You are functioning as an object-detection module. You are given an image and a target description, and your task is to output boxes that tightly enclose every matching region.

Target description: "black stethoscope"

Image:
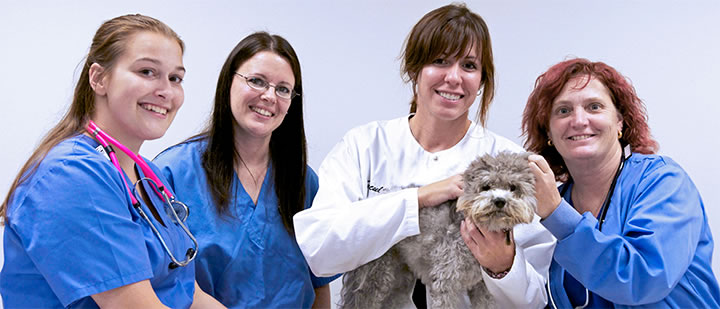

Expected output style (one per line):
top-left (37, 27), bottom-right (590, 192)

top-left (547, 148), bottom-right (631, 309)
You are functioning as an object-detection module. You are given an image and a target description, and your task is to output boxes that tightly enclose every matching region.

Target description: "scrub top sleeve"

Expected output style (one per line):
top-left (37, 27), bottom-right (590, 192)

top-left (309, 270), bottom-right (341, 288)
top-left (153, 149), bottom-right (178, 192)
top-left (484, 215), bottom-right (555, 308)
top-left (8, 156), bottom-right (153, 306)
top-left (293, 137), bottom-right (420, 277)
top-left (304, 167), bottom-right (320, 210)
top-left (541, 199), bottom-right (583, 240)
top-left (157, 163), bottom-right (176, 192)
top-left (553, 160), bottom-right (704, 305)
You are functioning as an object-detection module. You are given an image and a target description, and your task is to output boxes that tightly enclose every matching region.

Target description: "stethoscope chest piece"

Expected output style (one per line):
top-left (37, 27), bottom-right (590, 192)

top-left (86, 120), bottom-right (198, 270)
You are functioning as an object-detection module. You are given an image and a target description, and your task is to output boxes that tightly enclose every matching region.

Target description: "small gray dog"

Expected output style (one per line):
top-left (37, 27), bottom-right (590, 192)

top-left (340, 151), bottom-right (536, 309)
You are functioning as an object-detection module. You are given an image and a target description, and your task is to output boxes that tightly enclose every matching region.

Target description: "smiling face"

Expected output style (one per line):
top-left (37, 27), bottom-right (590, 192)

top-left (548, 76), bottom-right (623, 166)
top-left (90, 31), bottom-right (185, 150)
top-left (230, 51), bottom-right (294, 143)
top-left (414, 47), bottom-right (483, 123)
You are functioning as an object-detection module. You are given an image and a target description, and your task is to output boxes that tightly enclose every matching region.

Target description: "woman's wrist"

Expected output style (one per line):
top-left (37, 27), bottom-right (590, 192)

top-left (483, 256), bottom-right (514, 279)
top-left (539, 196), bottom-right (562, 219)
top-left (483, 266), bottom-right (511, 279)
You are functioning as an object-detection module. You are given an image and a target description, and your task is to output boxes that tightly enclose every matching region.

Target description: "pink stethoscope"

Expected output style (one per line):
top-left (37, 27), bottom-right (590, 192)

top-left (85, 120), bottom-right (198, 269)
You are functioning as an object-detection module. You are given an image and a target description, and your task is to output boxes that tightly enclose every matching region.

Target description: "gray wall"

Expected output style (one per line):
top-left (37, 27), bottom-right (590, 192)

top-left (1, 1), bottom-right (718, 306)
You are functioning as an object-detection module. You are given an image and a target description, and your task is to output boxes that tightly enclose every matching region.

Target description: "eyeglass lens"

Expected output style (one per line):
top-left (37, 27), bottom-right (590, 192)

top-left (237, 73), bottom-right (295, 99)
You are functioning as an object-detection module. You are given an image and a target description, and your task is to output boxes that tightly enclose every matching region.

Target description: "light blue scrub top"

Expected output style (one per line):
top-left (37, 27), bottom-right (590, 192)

top-left (154, 137), bottom-right (339, 308)
top-left (542, 153), bottom-right (720, 308)
top-left (0, 135), bottom-right (196, 308)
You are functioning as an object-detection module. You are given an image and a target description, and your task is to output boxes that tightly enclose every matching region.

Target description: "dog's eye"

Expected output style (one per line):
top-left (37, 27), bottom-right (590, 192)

top-left (510, 184), bottom-right (517, 192)
top-left (481, 185), bottom-right (490, 191)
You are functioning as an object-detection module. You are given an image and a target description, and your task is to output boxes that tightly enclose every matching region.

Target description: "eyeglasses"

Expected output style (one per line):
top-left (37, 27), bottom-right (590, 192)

top-left (235, 72), bottom-right (299, 100)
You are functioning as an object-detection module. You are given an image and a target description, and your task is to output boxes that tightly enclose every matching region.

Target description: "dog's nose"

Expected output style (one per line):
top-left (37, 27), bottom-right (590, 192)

top-left (493, 198), bottom-right (506, 208)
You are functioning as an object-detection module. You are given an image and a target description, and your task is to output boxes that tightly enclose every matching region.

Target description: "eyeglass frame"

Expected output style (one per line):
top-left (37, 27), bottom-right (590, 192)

top-left (234, 72), bottom-right (300, 100)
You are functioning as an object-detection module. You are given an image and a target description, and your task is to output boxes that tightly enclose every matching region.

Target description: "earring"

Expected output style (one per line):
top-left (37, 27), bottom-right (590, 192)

top-left (547, 139), bottom-right (553, 146)
top-left (618, 130), bottom-right (623, 139)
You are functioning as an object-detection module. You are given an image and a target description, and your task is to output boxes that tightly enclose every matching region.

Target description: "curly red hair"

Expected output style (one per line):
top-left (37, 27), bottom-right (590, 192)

top-left (521, 58), bottom-right (658, 181)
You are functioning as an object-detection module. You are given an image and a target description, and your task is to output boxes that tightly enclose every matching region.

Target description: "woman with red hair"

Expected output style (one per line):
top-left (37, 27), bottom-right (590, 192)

top-left (523, 58), bottom-right (719, 308)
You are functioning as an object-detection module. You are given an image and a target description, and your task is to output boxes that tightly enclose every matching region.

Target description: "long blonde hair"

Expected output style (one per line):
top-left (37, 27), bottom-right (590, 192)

top-left (0, 14), bottom-right (184, 222)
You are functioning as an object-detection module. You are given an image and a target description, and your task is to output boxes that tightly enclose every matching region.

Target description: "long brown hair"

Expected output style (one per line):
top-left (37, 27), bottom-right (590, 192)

top-left (0, 14), bottom-right (183, 222)
top-left (200, 32), bottom-right (306, 234)
top-left (401, 3), bottom-right (495, 126)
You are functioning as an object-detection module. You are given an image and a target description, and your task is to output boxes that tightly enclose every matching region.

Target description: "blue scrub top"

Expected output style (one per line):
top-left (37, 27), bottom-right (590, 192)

top-left (154, 137), bottom-right (339, 309)
top-left (542, 153), bottom-right (720, 308)
top-left (0, 135), bottom-right (196, 308)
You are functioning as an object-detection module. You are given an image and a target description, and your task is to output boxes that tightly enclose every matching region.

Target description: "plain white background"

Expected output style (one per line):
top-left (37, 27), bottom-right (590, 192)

top-left (1, 1), bottom-right (718, 307)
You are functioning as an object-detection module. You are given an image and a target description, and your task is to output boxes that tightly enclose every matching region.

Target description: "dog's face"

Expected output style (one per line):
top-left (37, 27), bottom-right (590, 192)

top-left (456, 151), bottom-right (536, 232)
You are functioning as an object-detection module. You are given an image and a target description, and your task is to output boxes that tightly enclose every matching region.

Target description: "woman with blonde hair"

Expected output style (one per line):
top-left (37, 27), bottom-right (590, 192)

top-left (0, 14), bottom-right (223, 308)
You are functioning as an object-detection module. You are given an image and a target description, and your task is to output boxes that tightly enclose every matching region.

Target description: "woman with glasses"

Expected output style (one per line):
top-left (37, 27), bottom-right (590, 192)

top-left (0, 14), bottom-right (223, 308)
top-left (293, 4), bottom-right (554, 308)
top-left (154, 32), bottom-right (338, 308)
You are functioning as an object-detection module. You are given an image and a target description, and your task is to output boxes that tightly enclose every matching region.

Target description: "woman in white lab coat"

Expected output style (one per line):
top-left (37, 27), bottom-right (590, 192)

top-left (293, 3), bottom-right (554, 308)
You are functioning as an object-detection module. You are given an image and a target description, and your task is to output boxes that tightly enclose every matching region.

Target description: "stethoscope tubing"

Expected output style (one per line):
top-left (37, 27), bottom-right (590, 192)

top-left (85, 120), bottom-right (198, 268)
top-left (547, 149), bottom-right (630, 309)
top-left (87, 121), bottom-right (172, 201)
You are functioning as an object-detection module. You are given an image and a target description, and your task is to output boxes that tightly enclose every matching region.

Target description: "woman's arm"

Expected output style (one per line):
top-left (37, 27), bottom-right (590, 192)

top-left (311, 284), bottom-right (331, 309)
top-left (293, 137), bottom-right (422, 276)
top-left (93, 280), bottom-right (226, 309)
top-left (538, 156), bottom-right (706, 305)
top-left (92, 280), bottom-right (168, 309)
top-left (190, 281), bottom-right (226, 309)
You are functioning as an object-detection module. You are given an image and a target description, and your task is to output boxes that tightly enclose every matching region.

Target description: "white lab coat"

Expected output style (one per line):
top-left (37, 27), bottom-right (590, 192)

top-left (293, 116), bottom-right (555, 308)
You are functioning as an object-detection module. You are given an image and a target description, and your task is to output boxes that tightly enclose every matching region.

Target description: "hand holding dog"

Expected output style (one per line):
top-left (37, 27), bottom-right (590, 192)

top-left (528, 154), bottom-right (562, 219)
top-left (417, 174), bottom-right (463, 208)
top-left (460, 217), bottom-right (515, 274)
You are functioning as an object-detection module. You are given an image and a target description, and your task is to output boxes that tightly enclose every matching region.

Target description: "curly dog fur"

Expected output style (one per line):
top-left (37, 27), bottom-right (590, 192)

top-left (340, 151), bottom-right (536, 309)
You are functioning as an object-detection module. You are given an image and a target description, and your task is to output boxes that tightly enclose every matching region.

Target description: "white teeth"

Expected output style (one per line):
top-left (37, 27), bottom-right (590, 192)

top-left (570, 135), bottom-right (592, 141)
top-left (140, 104), bottom-right (168, 115)
top-left (251, 106), bottom-right (273, 117)
top-left (438, 91), bottom-right (461, 100)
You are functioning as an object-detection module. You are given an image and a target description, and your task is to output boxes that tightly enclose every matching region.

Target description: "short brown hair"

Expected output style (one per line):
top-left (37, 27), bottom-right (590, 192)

top-left (401, 3), bottom-right (495, 126)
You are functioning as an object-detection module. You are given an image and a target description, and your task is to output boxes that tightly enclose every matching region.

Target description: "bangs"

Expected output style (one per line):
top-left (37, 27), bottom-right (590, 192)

top-left (401, 3), bottom-right (495, 124)
top-left (427, 16), bottom-right (483, 60)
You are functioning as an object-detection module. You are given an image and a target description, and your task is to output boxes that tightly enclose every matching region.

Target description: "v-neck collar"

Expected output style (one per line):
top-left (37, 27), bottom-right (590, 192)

top-left (233, 162), bottom-right (273, 207)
